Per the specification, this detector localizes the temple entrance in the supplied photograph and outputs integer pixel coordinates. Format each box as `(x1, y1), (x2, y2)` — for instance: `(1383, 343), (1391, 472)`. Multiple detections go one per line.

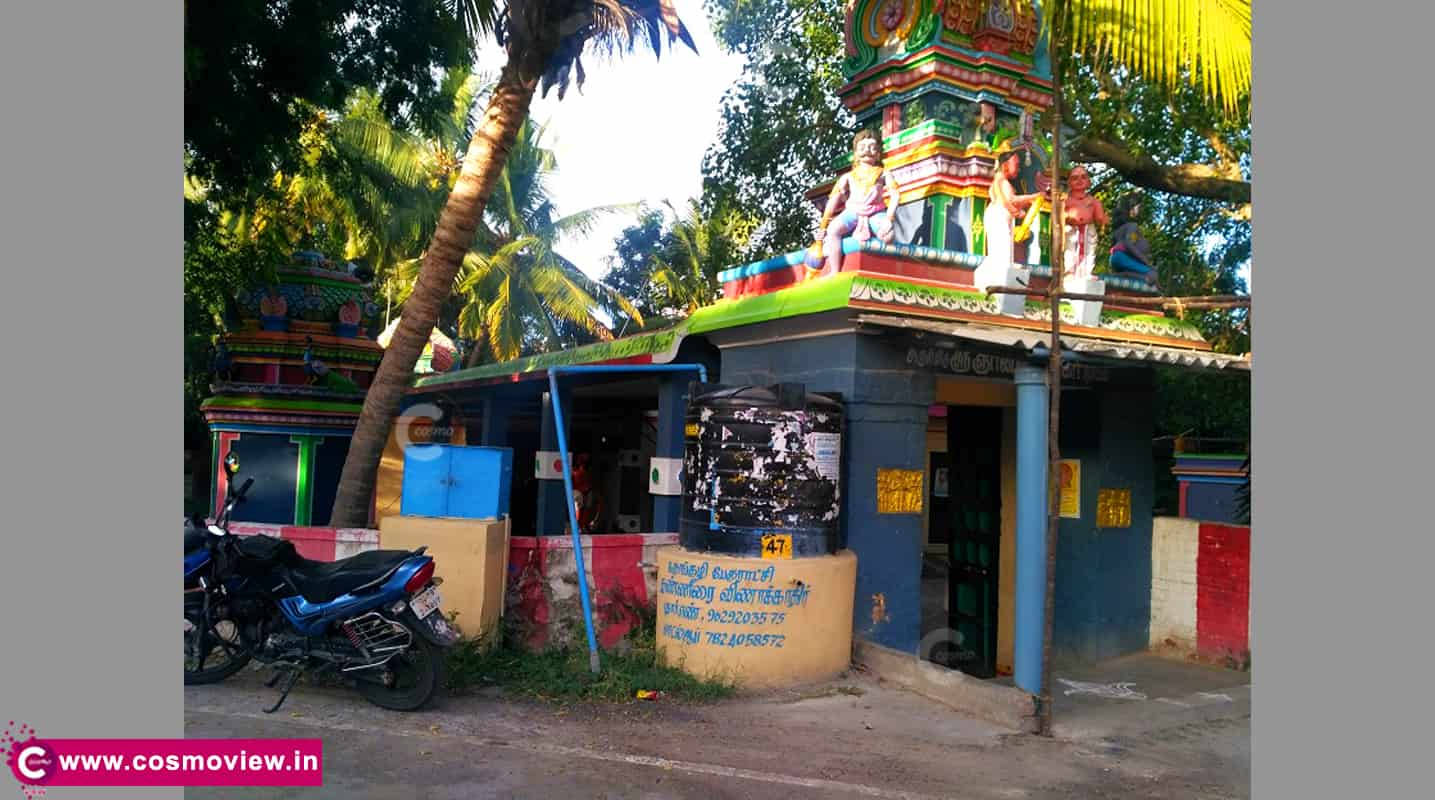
(921, 390), (1016, 680)
(943, 406), (1004, 677)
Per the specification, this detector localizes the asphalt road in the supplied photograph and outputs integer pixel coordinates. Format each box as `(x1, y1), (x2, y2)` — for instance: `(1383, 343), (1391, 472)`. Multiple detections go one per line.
(184, 667), (1249, 799)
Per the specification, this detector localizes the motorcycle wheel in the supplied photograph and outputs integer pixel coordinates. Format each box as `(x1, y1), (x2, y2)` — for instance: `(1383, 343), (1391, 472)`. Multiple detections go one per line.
(355, 630), (446, 711)
(184, 596), (251, 685)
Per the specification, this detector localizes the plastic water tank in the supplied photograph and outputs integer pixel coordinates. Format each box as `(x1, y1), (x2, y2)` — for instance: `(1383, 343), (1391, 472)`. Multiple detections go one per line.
(680, 384), (843, 557)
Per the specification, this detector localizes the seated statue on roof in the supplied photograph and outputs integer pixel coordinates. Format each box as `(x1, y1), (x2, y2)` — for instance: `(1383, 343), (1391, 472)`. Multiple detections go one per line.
(805, 129), (900, 280)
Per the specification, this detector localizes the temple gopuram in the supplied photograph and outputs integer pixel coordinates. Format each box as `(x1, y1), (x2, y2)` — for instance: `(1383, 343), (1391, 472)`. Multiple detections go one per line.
(201, 251), (384, 526)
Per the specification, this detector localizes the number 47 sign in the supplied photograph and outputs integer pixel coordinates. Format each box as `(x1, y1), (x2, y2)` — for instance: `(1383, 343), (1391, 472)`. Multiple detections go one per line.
(760, 533), (792, 560)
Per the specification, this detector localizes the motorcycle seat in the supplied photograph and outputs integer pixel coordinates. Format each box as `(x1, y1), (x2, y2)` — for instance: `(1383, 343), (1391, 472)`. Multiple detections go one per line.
(284, 550), (419, 604)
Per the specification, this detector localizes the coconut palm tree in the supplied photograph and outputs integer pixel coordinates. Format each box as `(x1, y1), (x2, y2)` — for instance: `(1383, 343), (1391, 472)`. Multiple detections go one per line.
(395, 119), (644, 365)
(187, 68), (488, 284)
(331, 1), (697, 525)
(646, 198), (733, 319)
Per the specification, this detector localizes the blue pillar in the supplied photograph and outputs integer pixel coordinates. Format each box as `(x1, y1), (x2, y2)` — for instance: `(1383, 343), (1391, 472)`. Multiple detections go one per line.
(1014, 365), (1050, 694)
(480, 396), (512, 447)
(536, 390), (573, 536)
(651, 377), (689, 532)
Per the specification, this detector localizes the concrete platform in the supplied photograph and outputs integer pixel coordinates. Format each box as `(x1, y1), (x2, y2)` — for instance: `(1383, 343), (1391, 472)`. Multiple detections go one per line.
(1045, 652), (1251, 740)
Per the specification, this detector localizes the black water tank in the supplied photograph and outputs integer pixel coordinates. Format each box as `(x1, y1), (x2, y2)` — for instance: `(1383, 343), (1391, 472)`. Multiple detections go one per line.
(680, 383), (844, 557)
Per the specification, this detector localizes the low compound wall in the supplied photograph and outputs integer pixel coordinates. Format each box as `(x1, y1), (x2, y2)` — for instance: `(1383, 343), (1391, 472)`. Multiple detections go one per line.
(227, 522), (379, 562)
(1150, 517), (1251, 669)
(506, 533), (679, 651)
(656, 548), (858, 689)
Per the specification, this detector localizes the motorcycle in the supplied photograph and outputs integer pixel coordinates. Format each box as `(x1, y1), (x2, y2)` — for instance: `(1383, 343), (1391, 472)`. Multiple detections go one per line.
(184, 451), (457, 713)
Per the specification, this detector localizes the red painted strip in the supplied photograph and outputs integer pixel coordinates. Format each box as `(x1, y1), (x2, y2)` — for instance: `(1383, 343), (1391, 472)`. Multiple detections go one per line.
(214, 433), (242, 515)
(1178, 482), (1189, 518)
(1196, 523), (1251, 660)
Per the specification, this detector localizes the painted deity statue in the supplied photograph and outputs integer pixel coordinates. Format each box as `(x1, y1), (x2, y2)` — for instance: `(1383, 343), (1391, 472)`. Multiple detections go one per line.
(981, 149), (1043, 273)
(1060, 165), (1109, 279)
(970, 100), (999, 146)
(1108, 195), (1160, 288)
(810, 130), (900, 279)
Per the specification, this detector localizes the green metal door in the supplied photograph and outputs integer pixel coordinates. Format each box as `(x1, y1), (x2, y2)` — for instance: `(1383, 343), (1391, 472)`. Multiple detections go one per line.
(946, 406), (1003, 678)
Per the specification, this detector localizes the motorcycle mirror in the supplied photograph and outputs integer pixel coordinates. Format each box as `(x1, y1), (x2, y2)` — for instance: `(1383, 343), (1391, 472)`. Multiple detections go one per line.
(207, 525), (227, 537)
(223, 451), (240, 477)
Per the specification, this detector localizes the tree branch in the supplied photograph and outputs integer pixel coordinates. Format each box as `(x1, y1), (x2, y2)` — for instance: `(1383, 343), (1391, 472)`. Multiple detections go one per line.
(1070, 134), (1251, 206)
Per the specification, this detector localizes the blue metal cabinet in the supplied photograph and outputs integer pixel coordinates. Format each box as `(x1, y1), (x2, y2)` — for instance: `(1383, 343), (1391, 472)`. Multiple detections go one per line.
(400, 444), (513, 519)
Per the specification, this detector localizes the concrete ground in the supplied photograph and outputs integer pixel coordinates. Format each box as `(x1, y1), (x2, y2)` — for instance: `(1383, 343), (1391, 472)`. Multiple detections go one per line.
(184, 652), (1249, 799)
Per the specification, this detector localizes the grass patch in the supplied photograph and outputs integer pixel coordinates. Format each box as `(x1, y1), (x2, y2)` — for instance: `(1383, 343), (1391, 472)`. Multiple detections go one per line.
(446, 613), (735, 704)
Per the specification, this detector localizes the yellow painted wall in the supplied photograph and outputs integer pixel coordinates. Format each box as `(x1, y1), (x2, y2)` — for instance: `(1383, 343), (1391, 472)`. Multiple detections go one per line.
(378, 515), (509, 645)
(922, 417), (947, 553)
(375, 428), (406, 522)
(935, 378), (1017, 408)
(656, 548), (858, 688)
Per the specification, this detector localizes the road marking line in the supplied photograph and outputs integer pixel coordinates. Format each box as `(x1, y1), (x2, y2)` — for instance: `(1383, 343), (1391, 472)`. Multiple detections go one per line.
(187, 706), (948, 800)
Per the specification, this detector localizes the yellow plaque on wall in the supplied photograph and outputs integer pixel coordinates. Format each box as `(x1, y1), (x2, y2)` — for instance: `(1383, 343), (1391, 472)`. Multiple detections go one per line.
(1096, 488), (1132, 529)
(1058, 459), (1081, 519)
(877, 469), (925, 514)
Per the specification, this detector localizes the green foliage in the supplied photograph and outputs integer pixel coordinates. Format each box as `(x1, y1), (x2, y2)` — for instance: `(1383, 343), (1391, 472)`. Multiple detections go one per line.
(395, 120), (644, 364)
(446, 614), (735, 703)
(182, 210), (284, 454)
(184, 0), (491, 199)
(701, 0), (849, 260)
(604, 199), (754, 326)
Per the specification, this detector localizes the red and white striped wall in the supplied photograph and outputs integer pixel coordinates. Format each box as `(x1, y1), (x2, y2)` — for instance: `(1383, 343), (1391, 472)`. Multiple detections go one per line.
(228, 522), (380, 562)
(1150, 517), (1251, 668)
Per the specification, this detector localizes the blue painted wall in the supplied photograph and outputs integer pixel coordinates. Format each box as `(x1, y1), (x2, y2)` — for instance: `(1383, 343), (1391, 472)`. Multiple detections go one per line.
(1184, 480), (1244, 524)
(310, 436), (351, 526)
(721, 332), (935, 655)
(1052, 375), (1156, 664)
(223, 433), (299, 525)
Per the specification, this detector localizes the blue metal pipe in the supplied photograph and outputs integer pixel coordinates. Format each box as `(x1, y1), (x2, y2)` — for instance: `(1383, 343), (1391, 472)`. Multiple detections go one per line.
(546, 363), (708, 674)
(1013, 365), (1050, 695)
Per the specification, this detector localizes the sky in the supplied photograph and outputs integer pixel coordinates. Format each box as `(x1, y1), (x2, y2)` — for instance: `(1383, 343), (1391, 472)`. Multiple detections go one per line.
(474, 0), (747, 282)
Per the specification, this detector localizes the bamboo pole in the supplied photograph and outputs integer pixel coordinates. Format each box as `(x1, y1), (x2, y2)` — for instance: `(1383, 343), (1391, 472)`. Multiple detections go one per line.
(984, 286), (1251, 307)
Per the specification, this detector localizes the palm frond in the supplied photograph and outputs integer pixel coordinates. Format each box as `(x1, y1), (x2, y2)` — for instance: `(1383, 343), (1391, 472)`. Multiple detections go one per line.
(549, 202), (641, 239)
(485, 275), (527, 363)
(333, 116), (430, 188)
(538, 0), (698, 99)
(444, 0), (500, 43)
(1063, 0), (1251, 116)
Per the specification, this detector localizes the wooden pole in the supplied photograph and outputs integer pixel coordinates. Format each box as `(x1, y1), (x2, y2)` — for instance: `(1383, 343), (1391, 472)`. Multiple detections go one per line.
(983, 286), (1252, 308)
(1040, 5), (1065, 739)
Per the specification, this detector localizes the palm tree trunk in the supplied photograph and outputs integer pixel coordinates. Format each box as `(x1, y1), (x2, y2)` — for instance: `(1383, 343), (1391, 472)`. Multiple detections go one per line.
(464, 330), (488, 368)
(329, 64), (540, 527)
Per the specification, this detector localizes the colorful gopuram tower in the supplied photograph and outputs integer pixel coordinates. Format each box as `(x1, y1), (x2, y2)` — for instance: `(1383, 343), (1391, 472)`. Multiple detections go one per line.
(201, 251), (385, 526)
(812, 0), (1055, 267)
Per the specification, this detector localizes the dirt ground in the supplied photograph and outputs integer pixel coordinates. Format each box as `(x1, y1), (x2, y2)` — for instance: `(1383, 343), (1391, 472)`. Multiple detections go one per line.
(184, 655), (1250, 799)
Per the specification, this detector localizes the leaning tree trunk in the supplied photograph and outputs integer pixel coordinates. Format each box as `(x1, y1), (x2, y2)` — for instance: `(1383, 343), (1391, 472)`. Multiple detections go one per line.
(329, 64), (541, 527)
